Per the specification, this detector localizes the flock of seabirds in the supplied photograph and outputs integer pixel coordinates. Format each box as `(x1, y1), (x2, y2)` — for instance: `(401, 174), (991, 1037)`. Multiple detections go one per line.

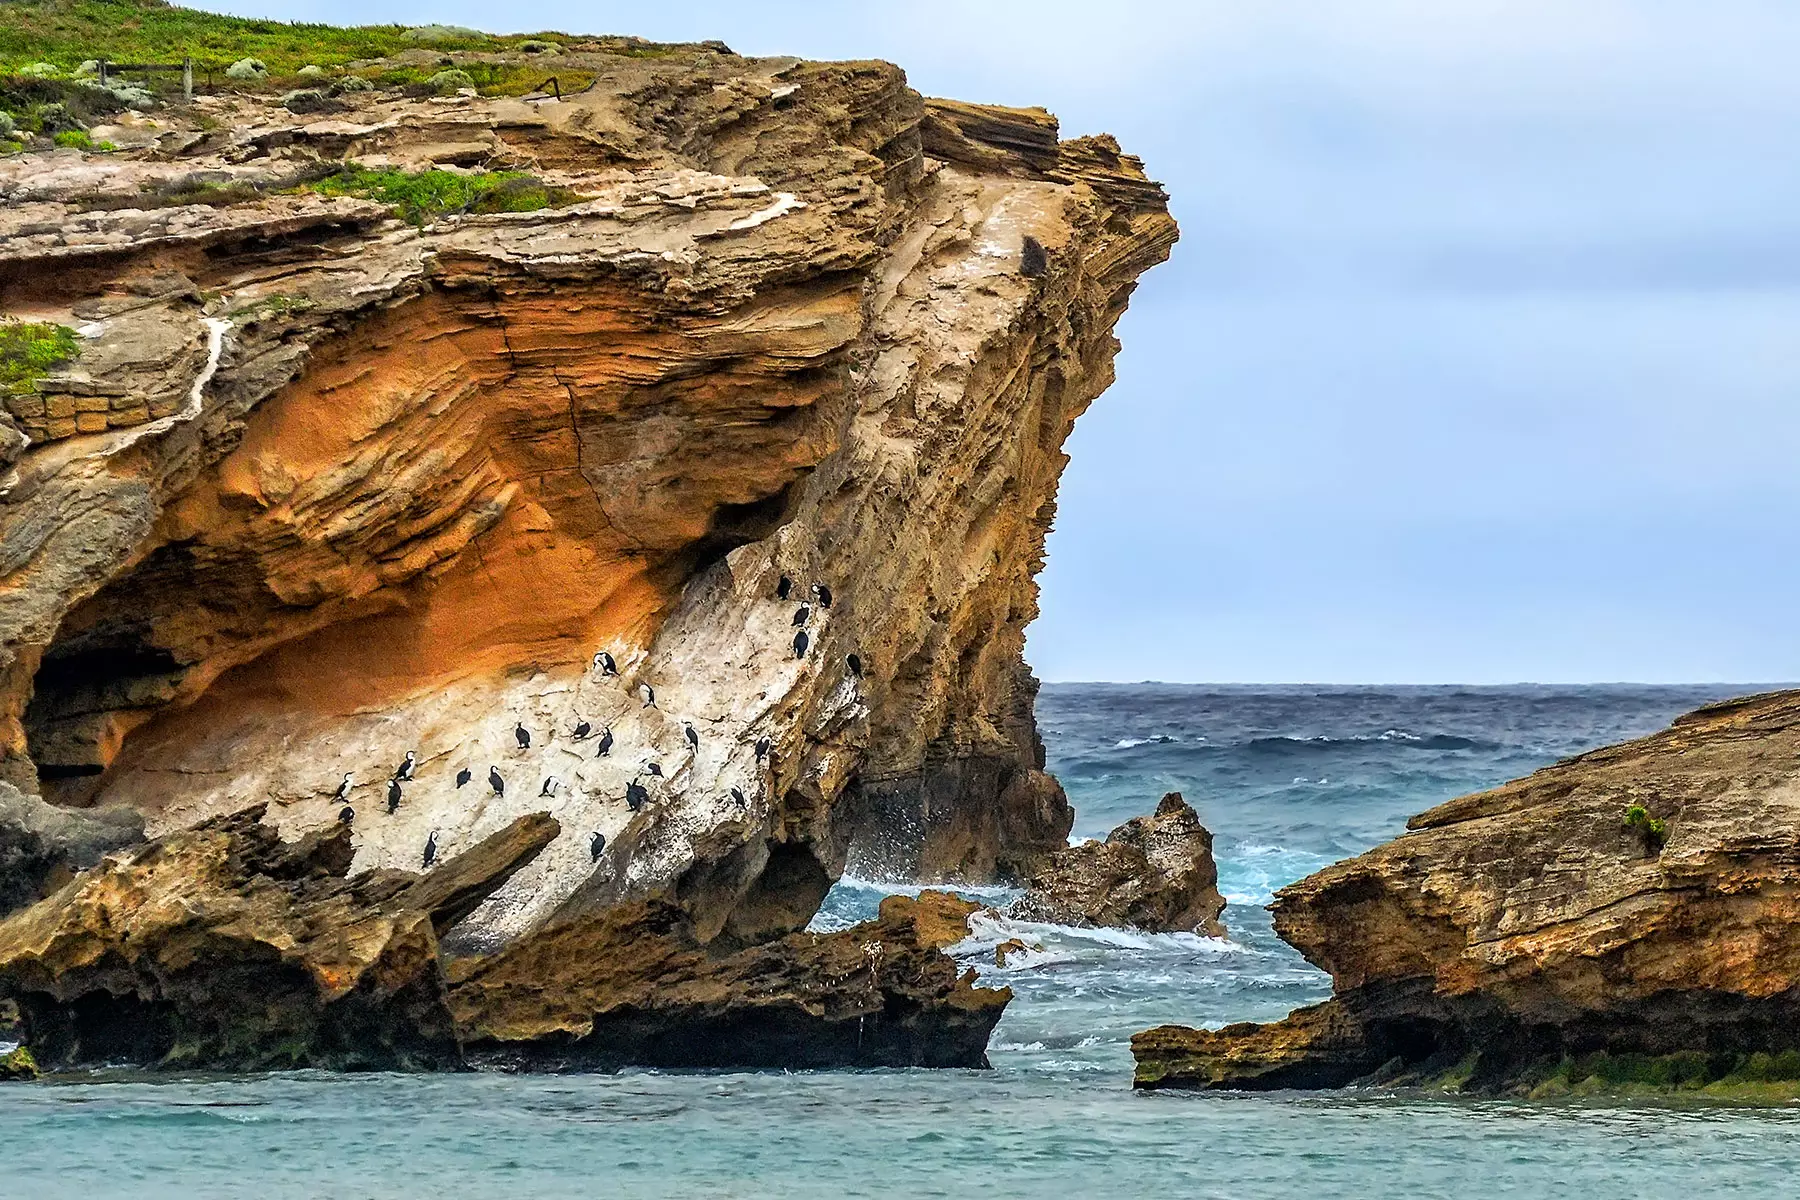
(325, 577), (861, 872)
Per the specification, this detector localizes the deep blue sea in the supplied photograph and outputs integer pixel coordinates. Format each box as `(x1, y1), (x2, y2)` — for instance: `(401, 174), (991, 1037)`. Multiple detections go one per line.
(9, 684), (1800, 1199)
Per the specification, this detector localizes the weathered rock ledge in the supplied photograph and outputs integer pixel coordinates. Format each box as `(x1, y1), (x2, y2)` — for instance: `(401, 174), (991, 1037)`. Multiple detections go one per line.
(0, 804), (557, 1071)
(451, 890), (1006, 1070)
(1134, 691), (1800, 1095)
(1010, 792), (1225, 935)
(0, 806), (1004, 1072)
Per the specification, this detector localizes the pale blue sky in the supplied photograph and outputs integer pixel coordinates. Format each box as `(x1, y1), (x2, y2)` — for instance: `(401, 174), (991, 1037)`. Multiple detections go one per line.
(232, 1), (1800, 682)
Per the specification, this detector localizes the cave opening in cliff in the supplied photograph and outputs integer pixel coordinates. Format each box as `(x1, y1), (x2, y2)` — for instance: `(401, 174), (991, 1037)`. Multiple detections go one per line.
(717, 839), (834, 950)
(24, 620), (184, 797)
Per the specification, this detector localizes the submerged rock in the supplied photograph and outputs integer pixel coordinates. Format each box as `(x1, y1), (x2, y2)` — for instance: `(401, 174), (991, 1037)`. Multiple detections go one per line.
(0, 804), (557, 1072)
(1010, 793), (1225, 936)
(449, 890), (1008, 1070)
(1134, 691), (1800, 1095)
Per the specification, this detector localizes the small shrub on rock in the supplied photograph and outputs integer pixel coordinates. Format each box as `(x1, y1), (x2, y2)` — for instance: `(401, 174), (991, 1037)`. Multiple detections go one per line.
(1622, 804), (1669, 850)
(225, 57), (268, 81)
(426, 68), (476, 95)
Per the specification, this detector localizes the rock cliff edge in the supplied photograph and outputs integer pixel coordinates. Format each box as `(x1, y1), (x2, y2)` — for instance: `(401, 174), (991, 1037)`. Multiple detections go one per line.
(0, 35), (1177, 982)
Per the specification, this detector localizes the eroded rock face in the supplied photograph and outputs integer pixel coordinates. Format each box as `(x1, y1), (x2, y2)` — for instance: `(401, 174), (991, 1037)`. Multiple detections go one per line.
(0, 46), (1171, 957)
(0, 804), (557, 1071)
(1011, 792), (1225, 935)
(449, 890), (1007, 1070)
(0, 780), (143, 916)
(1133, 691), (1800, 1092)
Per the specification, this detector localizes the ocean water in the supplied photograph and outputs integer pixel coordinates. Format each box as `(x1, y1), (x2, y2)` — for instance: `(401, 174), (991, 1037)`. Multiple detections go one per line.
(7, 683), (1799, 1199)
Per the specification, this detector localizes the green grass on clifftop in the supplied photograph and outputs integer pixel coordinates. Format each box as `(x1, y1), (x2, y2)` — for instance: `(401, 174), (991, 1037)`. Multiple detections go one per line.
(0, 0), (692, 84)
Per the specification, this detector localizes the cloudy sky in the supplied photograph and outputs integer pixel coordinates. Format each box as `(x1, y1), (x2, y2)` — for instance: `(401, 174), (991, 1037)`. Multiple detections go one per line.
(236, 1), (1800, 682)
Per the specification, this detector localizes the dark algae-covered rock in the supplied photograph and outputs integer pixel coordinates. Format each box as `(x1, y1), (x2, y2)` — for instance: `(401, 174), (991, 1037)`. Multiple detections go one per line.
(0, 1044), (38, 1081)
(1011, 793), (1224, 935)
(1133, 691), (1800, 1096)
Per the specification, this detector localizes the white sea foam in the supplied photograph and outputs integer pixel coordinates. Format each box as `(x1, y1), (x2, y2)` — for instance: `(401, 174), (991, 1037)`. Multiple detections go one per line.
(1112, 735), (1178, 749)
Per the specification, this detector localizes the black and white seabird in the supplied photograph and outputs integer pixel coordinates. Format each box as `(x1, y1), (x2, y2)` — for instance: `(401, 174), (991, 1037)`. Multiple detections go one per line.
(594, 650), (618, 677)
(540, 776), (560, 797)
(730, 787), (746, 807)
(456, 767), (472, 789)
(338, 805), (355, 824)
(755, 736), (771, 761)
(847, 653), (863, 678)
(596, 726), (614, 757)
(639, 682), (656, 708)
(514, 722), (531, 751)
(488, 765), (505, 797)
(572, 718), (592, 740)
(589, 831), (607, 862)
(333, 772), (353, 802)
(392, 751), (416, 782)
(645, 761), (663, 778)
(811, 582), (832, 608)
(684, 722), (699, 752)
(422, 831), (438, 868)
(626, 779), (649, 812)
(791, 604), (810, 627)
(792, 628), (809, 658)
(386, 778), (402, 814)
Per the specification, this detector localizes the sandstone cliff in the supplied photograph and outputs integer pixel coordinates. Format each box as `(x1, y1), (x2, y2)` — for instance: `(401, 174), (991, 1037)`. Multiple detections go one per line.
(0, 41), (1176, 965)
(1134, 691), (1800, 1095)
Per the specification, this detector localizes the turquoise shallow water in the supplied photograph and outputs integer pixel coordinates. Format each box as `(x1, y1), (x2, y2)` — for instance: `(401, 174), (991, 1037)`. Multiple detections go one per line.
(5, 684), (1792, 1198)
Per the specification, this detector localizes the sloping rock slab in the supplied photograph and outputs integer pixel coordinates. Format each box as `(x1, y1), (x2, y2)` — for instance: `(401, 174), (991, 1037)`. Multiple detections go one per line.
(0, 804), (556, 1072)
(1011, 792), (1224, 935)
(449, 890), (1009, 1070)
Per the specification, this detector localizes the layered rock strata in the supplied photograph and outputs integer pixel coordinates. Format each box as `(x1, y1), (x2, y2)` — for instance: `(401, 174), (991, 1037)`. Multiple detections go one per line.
(450, 890), (1006, 1070)
(0, 804), (557, 1071)
(1010, 792), (1225, 935)
(0, 45), (1176, 970)
(1134, 691), (1800, 1093)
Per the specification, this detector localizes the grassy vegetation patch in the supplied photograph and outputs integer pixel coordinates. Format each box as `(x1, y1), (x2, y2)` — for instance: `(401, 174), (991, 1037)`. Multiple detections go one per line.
(303, 164), (578, 226)
(0, 0), (682, 92)
(0, 72), (127, 138)
(52, 126), (112, 149)
(0, 320), (80, 395)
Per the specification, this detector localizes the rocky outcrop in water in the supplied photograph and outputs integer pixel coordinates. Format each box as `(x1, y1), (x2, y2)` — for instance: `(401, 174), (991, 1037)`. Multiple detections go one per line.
(450, 889), (1006, 1070)
(0, 804), (556, 1071)
(0, 37), (1173, 968)
(1011, 793), (1225, 936)
(1134, 691), (1800, 1094)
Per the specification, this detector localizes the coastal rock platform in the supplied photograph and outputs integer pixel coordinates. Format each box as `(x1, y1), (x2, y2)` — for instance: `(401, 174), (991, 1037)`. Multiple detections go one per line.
(1134, 691), (1800, 1094)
